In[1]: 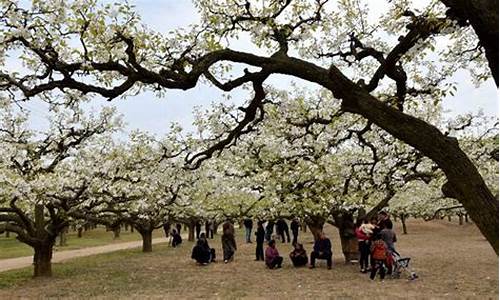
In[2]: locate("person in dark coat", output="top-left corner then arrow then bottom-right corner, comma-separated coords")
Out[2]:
290,218 -> 300,245
243,218 -> 253,243
191,233 -> 216,264
221,221 -> 237,263
289,243 -> 308,267
255,221 -> 265,261
309,231 -> 332,269
276,219 -> 290,243
265,220 -> 274,242
171,229 -> 182,248
195,220 -> 202,240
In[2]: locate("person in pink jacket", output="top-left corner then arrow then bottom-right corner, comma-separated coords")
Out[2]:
356,218 -> 372,273
265,240 -> 283,269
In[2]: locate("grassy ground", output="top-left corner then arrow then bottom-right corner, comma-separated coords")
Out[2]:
0,227 -> 165,259
0,219 -> 497,299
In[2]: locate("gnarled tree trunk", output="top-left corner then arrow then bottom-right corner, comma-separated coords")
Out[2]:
306,216 -> 325,241
333,212 -> 359,263
33,243 -> 54,277
139,228 -> 153,252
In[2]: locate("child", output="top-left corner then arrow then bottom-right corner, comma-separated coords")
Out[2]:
265,240 -> 283,269
370,233 -> 388,280
171,229 -> 182,247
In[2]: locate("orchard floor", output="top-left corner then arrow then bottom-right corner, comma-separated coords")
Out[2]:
0,219 -> 497,299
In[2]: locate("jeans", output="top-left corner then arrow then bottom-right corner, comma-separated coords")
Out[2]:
370,259 -> 386,280
245,227 -> 252,242
358,240 -> 370,270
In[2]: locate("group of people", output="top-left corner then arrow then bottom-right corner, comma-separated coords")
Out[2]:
264,231 -> 333,269
188,212 -> 398,281
355,211 -> 397,280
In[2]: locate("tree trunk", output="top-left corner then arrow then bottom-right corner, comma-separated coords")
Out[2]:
400,214 -> 408,235
458,213 -> 464,225
448,215 -> 452,222
139,229 -> 153,252
465,214 -> 469,223
188,222 -> 195,242
306,216 -> 325,241
58,227 -> 67,247
333,212 -> 359,263
302,222 -> 307,233
113,227 -> 121,239
33,243 -> 53,277
5,231 -> 10,238
213,222 -> 219,235
77,227 -> 83,238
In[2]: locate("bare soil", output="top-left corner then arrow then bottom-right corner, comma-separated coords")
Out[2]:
0,219 -> 497,299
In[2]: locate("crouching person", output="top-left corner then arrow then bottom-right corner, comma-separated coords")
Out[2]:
289,243 -> 308,267
265,240 -> 283,269
192,233 -> 216,265
309,232 -> 332,269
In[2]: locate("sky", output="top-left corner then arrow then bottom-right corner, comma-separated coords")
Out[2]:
21,0 -> 498,137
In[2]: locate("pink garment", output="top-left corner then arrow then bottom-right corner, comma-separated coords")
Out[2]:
265,246 -> 279,265
355,227 -> 370,241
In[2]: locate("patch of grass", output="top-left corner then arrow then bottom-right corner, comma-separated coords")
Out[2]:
0,227 -> 165,259
0,220 -> 497,299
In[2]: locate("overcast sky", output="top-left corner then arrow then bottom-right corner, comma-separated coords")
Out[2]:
24,0 -> 498,137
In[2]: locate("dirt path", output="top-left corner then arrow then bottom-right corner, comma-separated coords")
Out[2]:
0,234 -> 186,273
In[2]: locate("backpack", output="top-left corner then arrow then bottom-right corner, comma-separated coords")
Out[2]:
372,240 -> 387,260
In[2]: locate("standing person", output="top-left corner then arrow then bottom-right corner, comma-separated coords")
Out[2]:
171,229 -> 182,248
265,220 -> 274,242
309,232 -> 333,269
265,240 -> 283,269
208,220 -> 215,238
162,222 -> 171,238
276,219 -> 290,243
289,243 -> 308,267
255,221 -> 265,261
244,218 -> 253,243
370,233 -> 388,281
355,218 -> 371,273
290,217 -> 300,245
221,221 -> 237,263
380,220 -> 397,275
175,223 -> 182,235
195,220 -> 202,240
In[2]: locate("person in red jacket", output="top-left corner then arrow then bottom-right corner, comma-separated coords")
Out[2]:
265,240 -> 283,269
370,233 -> 388,280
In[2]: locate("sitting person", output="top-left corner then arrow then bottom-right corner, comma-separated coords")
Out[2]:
171,229 -> 182,248
191,233 -> 216,264
265,240 -> 283,269
309,231 -> 332,269
289,243 -> 308,267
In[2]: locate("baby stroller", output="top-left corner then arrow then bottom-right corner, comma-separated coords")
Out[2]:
390,251 -> 418,280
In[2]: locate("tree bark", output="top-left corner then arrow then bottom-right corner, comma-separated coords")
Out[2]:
188,222 -> 195,242
58,227 -> 67,247
333,212 -> 359,263
139,229 -> 153,252
113,226 -> 121,239
77,227 -> 83,238
33,243 -> 53,277
306,216 -> 325,241
400,214 -> 408,235
465,214 -> 469,223
458,213 -> 464,225
448,215 -> 452,222
5,231 -> 10,238
440,0 -> 499,85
